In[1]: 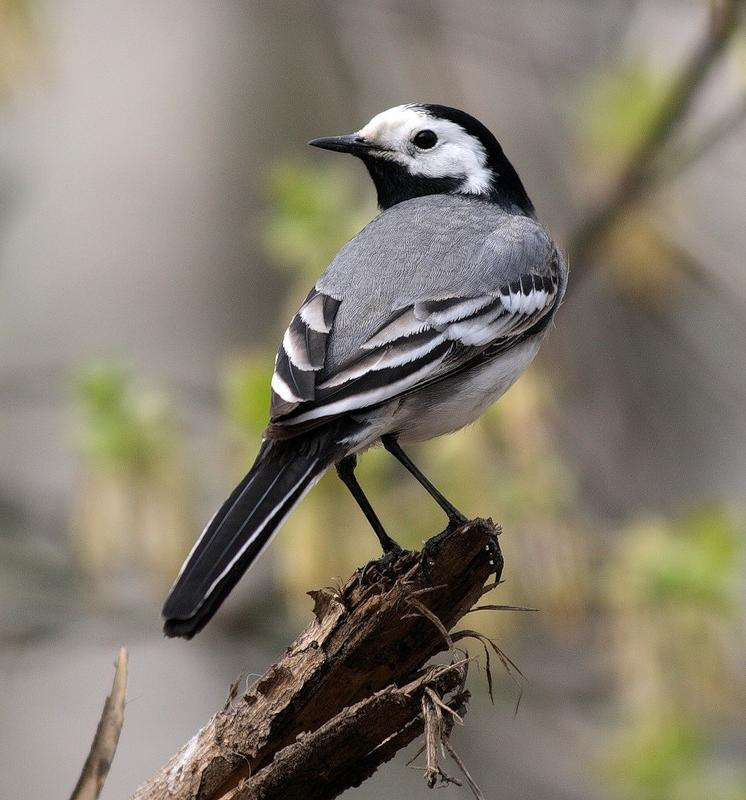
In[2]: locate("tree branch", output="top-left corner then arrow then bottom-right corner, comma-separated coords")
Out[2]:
227,662 -> 471,800
569,0 -> 743,273
649,96 -> 746,187
132,518 -> 503,800
70,646 -> 128,800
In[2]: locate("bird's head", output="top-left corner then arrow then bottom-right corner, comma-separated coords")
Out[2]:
309,103 -> 534,215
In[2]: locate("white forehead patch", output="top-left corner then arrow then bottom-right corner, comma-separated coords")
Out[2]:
356,105 -> 493,195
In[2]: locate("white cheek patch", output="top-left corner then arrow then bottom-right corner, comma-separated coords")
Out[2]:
356,105 -> 494,195
412,138 -> 493,195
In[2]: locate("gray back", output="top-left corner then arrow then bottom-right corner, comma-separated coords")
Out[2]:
317,194 -> 558,370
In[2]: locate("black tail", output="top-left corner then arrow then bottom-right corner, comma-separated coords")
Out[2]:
162,435 -> 339,638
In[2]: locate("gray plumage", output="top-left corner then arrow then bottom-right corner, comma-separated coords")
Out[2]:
162,103 -> 568,638
320,195 -> 559,365
270,194 -> 566,437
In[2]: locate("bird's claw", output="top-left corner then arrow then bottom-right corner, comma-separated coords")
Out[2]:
486,528 -> 503,582
447,512 -> 468,530
419,514 -> 468,583
419,528 -> 451,584
420,518 -> 502,584
358,545 -> 408,586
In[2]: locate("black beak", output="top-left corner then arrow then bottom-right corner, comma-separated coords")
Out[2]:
308,134 -> 380,156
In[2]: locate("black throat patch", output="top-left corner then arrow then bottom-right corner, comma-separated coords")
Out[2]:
361,156 -> 464,210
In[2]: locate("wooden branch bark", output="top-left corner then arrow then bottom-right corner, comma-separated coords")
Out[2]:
132,518 -> 502,800
226,662 -> 470,800
70,646 -> 129,800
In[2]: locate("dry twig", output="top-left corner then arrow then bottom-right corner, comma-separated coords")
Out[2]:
69,646 -> 128,800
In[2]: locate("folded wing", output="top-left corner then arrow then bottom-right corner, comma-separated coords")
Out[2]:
268,252 -> 562,435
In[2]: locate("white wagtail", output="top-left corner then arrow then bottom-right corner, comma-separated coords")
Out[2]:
163,103 -> 567,638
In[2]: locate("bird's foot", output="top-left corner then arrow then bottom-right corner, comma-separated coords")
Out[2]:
358,544 -> 410,586
447,511 -> 468,530
419,514 -> 468,584
418,515 -> 501,584
485,526 -> 503,582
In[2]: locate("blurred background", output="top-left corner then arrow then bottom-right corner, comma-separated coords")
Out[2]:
1,1 -> 745,798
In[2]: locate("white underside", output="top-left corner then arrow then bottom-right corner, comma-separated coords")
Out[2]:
340,335 -> 541,451
395,336 -> 541,441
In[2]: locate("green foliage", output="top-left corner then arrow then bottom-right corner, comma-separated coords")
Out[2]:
609,715 -> 746,800
72,362 -> 175,475
263,159 -> 374,282
611,504 -> 742,612
70,361 -> 193,580
222,353 -> 275,441
602,503 -> 745,796
0,0 -> 38,96
610,716 -> 702,800
579,60 -> 665,167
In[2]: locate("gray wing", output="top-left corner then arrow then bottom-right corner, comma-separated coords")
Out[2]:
269,206 -> 563,432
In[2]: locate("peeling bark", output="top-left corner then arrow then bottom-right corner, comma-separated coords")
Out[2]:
132,518 -> 501,800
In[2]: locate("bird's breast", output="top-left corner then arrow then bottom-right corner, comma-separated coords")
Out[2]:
392,336 -> 542,443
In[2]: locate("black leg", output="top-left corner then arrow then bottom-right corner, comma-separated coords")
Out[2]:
381,436 -> 467,526
336,455 -> 402,554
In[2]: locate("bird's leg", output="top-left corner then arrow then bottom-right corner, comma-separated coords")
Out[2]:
336,455 -> 402,554
381,436 -> 469,584
381,435 -> 468,527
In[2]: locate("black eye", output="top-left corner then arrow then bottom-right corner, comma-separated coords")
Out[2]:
413,129 -> 438,149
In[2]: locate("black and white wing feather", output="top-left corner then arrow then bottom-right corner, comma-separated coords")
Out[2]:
270,288 -> 341,417
268,256 -> 562,434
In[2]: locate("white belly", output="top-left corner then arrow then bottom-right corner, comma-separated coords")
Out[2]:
393,337 -> 541,442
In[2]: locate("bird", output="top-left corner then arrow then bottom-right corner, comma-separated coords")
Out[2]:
162,103 -> 567,638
